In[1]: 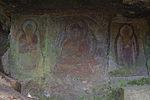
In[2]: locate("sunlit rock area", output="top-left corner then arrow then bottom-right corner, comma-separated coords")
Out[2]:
0,0 -> 150,100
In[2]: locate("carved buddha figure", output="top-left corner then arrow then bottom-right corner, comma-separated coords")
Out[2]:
115,24 -> 139,67
54,21 -> 98,77
19,20 -> 38,53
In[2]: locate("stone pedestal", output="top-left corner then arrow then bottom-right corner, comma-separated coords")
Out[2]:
121,86 -> 150,100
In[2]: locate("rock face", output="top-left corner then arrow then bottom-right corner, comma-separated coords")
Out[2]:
0,72 -> 21,92
9,11 -> 110,98
0,85 -> 33,100
2,49 -> 10,75
123,0 -> 149,4
0,72 -> 32,100
5,10 -> 149,99
121,86 -> 150,100
0,7 -> 10,73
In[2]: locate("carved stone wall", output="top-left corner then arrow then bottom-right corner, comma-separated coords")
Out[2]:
7,11 -> 150,99
9,11 -> 110,99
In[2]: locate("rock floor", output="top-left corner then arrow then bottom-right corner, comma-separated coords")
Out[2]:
0,72 -> 34,100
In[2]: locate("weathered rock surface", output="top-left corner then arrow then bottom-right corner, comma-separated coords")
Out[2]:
0,72 -> 34,100
2,49 -> 10,75
9,12 -> 110,98
0,85 -> 33,100
0,72 -> 21,92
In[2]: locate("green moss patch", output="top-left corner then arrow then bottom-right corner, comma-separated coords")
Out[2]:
128,78 -> 150,85
109,69 -> 127,77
